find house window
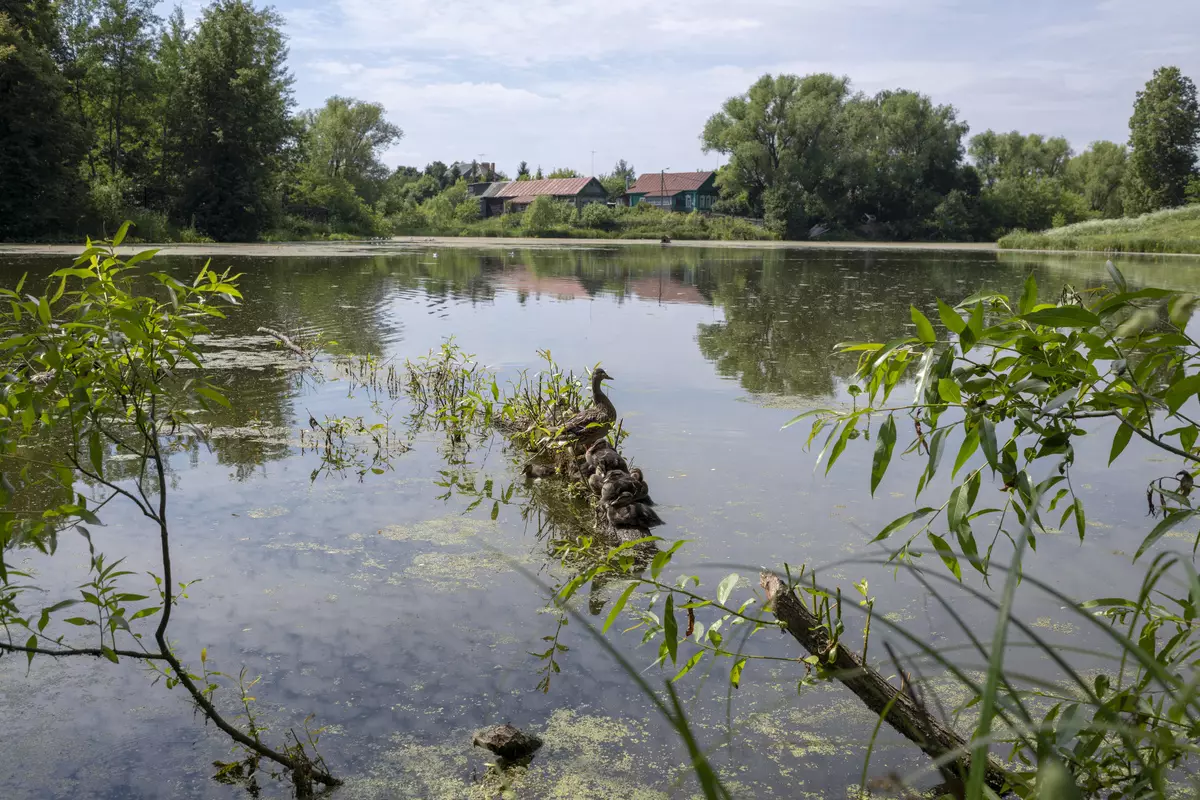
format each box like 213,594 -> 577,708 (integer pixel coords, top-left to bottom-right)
686,194 -> 694,209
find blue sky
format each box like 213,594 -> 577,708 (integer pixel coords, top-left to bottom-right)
182,0 -> 1200,176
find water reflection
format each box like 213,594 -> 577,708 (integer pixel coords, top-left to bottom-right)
3,244 -> 1198,799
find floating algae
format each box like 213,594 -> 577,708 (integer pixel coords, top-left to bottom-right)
1032,617 -> 1079,635
248,505 -> 290,519
378,516 -> 501,547
401,550 -> 531,590
341,708 -> 670,800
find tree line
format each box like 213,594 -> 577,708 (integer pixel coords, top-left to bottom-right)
702,68 -> 1200,240
2,0 -> 1197,242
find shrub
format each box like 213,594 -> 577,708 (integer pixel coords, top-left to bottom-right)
580,202 -> 616,230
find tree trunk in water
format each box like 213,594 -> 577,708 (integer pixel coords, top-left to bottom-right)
759,572 -> 1011,793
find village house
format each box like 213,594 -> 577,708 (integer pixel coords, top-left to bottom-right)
625,171 -> 718,211
468,177 -> 609,218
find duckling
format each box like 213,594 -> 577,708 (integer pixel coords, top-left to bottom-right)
606,492 -> 665,529
523,463 -> 557,480
599,470 -> 638,504
582,440 -> 627,476
628,467 -> 654,506
587,466 -> 609,495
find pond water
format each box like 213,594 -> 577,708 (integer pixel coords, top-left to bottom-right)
3,243 -> 1200,799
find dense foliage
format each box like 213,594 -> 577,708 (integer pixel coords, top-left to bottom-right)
703,68 -> 1200,243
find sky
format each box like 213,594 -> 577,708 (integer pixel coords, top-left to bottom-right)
182,0 -> 1200,177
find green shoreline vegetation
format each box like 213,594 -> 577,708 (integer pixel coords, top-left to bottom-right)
3,2 -> 1198,248
999,204 -> 1200,255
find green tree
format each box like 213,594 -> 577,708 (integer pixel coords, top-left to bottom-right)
599,159 -> 635,200
516,160 -> 530,181
300,97 -> 399,188
840,89 -> 969,238
175,0 -> 293,241
150,5 -> 189,203
701,72 -> 850,232
1126,66 -> 1200,213
968,130 -> 1073,186
534,165 -> 544,180
547,167 -> 581,178
91,0 -> 160,180
1064,140 -> 1127,217
0,5 -> 86,238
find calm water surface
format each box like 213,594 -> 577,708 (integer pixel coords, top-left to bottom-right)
3,244 -> 1199,798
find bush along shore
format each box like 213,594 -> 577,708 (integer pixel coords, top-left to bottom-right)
999,204 -> 1200,255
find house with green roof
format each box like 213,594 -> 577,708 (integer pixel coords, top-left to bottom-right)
624,171 -> 718,211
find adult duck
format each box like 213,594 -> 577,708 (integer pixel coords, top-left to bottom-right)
557,367 -> 616,449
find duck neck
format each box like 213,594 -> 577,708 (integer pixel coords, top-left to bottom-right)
592,373 -> 615,416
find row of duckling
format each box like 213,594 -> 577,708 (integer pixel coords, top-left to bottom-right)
580,440 -> 664,530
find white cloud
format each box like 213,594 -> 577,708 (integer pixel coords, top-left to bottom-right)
254,0 -> 1200,172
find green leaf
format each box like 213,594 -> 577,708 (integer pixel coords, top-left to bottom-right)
1105,260 -> 1127,294
937,378 -> 962,404
26,634 -> 36,667
651,539 -> 685,580
1135,510 -> 1195,562
126,249 -> 161,267
100,645 -> 119,663
1165,374 -> 1200,415
1071,498 -> 1086,542
1109,422 -> 1133,465
195,385 -> 231,409
910,306 -> 936,345
1022,307 -> 1100,329
63,617 -> 94,626
872,507 -> 937,543
88,428 -> 103,478
977,417 -> 998,472
781,407 -> 832,430
112,221 -> 131,247
870,415 -> 897,496
730,657 -> 747,689
953,425 -> 979,479
604,583 -> 638,633
936,299 -> 966,334
672,650 -> 704,682
717,573 -> 740,606
947,484 -> 968,534
1042,387 -> 1077,414
927,533 -> 962,580
1018,273 -> 1038,315
663,594 -> 678,665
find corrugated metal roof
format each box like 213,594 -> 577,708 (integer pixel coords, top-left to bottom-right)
627,171 -> 714,197
478,182 -> 508,198
492,177 -> 598,198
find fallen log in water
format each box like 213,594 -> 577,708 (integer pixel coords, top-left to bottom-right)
760,572 -> 1012,793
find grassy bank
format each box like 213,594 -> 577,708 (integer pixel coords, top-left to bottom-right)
395,203 -> 775,242
999,204 -> 1200,254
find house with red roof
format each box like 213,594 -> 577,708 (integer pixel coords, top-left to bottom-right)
624,171 -> 718,212
472,177 -> 608,218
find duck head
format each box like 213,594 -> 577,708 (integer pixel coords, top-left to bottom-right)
593,367 -> 614,383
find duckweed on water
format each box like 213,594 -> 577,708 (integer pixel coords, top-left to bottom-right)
248,505 -> 291,519
343,709 -> 670,800
378,516 -> 500,547
400,551 -> 524,590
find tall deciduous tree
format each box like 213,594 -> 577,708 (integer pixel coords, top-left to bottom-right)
1065,140 -> 1127,217
300,95 -> 401,200
176,0 -> 293,240
1126,66 -> 1200,213
968,131 -> 1073,186
91,0 -> 159,181
702,72 -> 850,236
0,4 -> 86,238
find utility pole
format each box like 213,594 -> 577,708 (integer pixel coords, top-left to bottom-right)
661,167 -> 669,209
